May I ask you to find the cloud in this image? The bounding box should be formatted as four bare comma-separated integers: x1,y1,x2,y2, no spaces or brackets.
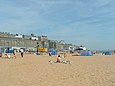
0,0,115,50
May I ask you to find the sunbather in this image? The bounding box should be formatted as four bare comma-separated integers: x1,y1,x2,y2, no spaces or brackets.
5,54,11,59
49,55,71,64
56,55,62,63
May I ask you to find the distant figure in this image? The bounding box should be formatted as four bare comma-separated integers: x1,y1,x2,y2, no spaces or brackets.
102,52,105,55
63,52,67,58
0,52,2,57
0,49,2,57
5,54,11,59
13,49,16,59
49,55,61,64
56,55,62,63
114,50,115,54
49,54,71,64
49,52,52,56
20,49,24,57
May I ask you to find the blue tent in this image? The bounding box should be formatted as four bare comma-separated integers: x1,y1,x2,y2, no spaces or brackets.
105,51,111,55
6,48,14,53
80,50,93,56
48,48,57,55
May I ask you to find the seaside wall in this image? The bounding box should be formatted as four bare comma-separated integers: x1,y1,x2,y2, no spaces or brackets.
0,37,39,48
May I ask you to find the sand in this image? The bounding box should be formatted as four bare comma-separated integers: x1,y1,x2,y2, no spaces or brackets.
0,53,115,86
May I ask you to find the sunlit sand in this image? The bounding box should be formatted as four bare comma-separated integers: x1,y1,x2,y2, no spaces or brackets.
0,53,115,86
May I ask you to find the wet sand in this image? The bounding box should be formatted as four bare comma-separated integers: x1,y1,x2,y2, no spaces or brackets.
0,53,115,86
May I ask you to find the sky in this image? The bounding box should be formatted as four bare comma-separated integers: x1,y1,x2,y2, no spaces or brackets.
0,0,115,50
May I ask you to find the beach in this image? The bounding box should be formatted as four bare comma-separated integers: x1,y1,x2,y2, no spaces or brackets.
0,53,115,86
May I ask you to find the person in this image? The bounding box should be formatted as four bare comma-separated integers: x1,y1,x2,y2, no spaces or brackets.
49,55,61,64
56,55,62,63
13,49,16,59
0,52,2,57
0,49,2,57
5,54,11,59
20,49,24,57
49,54,71,64
49,52,52,56
102,52,105,55
63,52,67,58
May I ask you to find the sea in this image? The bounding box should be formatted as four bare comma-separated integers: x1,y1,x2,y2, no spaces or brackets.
93,50,115,54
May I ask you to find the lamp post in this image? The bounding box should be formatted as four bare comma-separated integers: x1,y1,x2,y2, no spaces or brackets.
7,33,10,53
36,42,39,52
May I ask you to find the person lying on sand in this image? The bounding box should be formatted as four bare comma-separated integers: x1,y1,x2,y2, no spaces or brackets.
5,54,11,59
49,60,71,64
5,53,16,59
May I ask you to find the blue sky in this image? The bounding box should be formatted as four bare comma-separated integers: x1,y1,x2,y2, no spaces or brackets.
0,0,115,50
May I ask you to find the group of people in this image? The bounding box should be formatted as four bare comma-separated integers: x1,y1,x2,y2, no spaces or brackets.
5,48,24,59
49,52,71,64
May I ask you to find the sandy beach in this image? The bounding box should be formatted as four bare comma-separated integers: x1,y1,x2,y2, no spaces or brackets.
0,53,115,86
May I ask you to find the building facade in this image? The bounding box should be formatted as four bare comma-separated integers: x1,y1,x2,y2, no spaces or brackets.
0,32,78,52
0,32,39,49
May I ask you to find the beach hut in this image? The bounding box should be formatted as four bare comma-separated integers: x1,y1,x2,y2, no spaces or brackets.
80,50,93,56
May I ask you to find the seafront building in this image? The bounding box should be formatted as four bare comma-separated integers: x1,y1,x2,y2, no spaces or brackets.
0,32,78,52
0,32,39,49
